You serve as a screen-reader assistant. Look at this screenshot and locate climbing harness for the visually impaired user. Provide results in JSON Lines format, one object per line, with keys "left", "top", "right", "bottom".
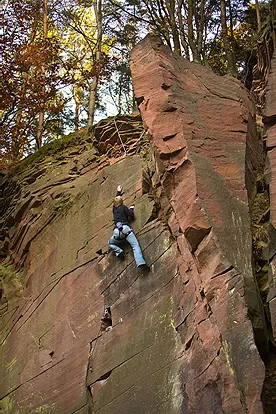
{"left": 114, "top": 117, "right": 127, "bottom": 157}
{"left": 113, "top": 222, "right": 132, "bottom": 240}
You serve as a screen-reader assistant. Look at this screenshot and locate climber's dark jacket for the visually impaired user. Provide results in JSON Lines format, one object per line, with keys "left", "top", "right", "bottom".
{"left": 113, "top": 205, "right": 134, "bottom": 226}
{"left": 113, "top": 191, "right": 134, "bottom": 226}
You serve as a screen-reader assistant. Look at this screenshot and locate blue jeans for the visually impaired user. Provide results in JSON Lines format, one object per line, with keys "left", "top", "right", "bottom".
{"left": 108, "top": 225, "right": 146, "bottom": 267}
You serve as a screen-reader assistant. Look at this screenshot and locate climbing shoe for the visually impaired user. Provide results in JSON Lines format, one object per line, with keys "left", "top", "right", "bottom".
{"left": 138, "top": 264, "right": 151, "bottom": 273}
{"left": 118, "top": 251, "right": 125, "bottom": 260}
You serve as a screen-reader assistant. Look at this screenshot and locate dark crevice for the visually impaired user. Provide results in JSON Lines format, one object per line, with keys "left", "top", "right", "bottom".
{"left": 184, "top": 226, "right": 212, "bottom": 254}
{"left": 229, "top": 129, "right": 247, "bottom": 134}
{"left": 71, "top": 403, "right": 88, "bottom": 414}
{"left": 163, "top": 105, "right": 177, "bottom": 112}
{"left": 86, "top": 341, "right": 94, "bottom": 414}
{"left": 261, "top": 346, "right": 276, "bottom": 414}
{"left": 263, "top": 114, "right": 276, "bottom": 128}
{"left": 251, "top": 147, "right": 276, "bottom": 412}
{"left": 86, "top": 383, "right": 93, "bottom": 414}
{"left": 136, "top": 96, "right": 144, "bottom": 106}
{"left": 211, "top": 265, "right": 234, "bottom": 279}
{"left": 200, "top": 289, "right": 205, "bottom": 299}
{"left": 184, "top": 334, "right": 195, "bottom": 351}
{"left": 95, "top": 370, "right": 112, "bottom": 382}
{"left": 159, "top": 147, "right": 184, "bottom": 160}
{"left": 143, "top": 194, "right": 160, "bottom": 225}
{"left": 162, "top": 133, "right": 177, "bottom": 141}
{"left": 250, "top": 31, "right": 276, "bottom": 409}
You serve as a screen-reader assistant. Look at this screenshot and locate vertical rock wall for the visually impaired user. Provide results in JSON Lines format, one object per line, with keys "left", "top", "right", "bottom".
{"left": 0, "top": 36, "right": 269, "bottom": 413}
{"left": 130, "top": 35, "right": 266, "bottom": 413}
{"left": 263, "top": 53, "right": 276, "bottom": 344}
{"left": 250, "top": 0, "right": 276, "bottom": 348}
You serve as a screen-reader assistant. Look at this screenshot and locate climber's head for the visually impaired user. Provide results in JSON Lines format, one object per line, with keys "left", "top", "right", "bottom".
{"left": 113, "top": 196, "right": 123, "bottom": 207}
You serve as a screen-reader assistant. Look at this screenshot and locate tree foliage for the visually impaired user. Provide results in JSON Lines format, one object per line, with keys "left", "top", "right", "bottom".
{"left": 1, "top": 0, "right": 69, "bottom": 163}
{"left": 0, "top": 0, "right": 271, "bottom": 168}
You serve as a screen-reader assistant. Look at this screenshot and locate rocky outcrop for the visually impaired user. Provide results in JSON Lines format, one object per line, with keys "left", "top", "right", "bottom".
{"left": 0, "top": 36, "right": 271, "bottom": 413}
{"left": 0, "top": 119, "right": 153, "bottom": 413}
{"left": 265, "top": 67, "right": 276, "bottom": 346}
{"left": 250, "top": 1, "right": 276, "bottom": 350}
{"left": 130, "top": 34, "right": 267, "bottom": 413}
{"left": 261, "top": 54, "right": 276, "bottom": 347}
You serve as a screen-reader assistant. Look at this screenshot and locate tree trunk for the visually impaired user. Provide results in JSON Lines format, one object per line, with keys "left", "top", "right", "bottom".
{"left": 87, "top": 0, "right": 102, "bottom": 127}
{"left": 220, "top": 0, "right": 236, "bottom": 76}
{"left": 187, "top": 0, "right": 199, "bottom": 62}
{"left": 255, "top": 0, "right": 261, "bottom": 31}
{"left": 36, "top": 0, "right": 47, "bottom": 149}
{"left": 75, "top": 96, "right": 80, "bottom": 131}
{"left": 36, "top": 111, "right": 44, "bottom": 149}
{"left": 197, "top": 0, "right": 206, "bottom": 61}
{"left": 166, "top": 0, "right": 181, "bottom": 55}
{"left": 228, "top": 0, "right": 236, "bottom": 72}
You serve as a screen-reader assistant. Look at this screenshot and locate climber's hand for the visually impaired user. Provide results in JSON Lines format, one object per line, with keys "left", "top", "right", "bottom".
{"left": 117, "top": 185, "right": 123, "bottom": 193}
{"left": 129, "top": 205, "right": 134, "bottom": 209}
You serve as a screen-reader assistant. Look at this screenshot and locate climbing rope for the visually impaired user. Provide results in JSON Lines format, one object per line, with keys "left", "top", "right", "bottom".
{"left": 113, "top": 117, "right": 127, "bottom": 157}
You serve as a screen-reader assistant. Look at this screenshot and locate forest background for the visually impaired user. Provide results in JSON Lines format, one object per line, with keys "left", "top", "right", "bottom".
{"left": 0, "top": 0, "right": 270, "bottom": 168}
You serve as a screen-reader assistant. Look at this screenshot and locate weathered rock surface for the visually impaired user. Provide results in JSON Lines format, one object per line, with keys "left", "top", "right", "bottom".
{"left": 0, "top": 36, "right": 269, "bottom": 413}
{"left": 129, "top": 34, "right": 266, "bottom": 413}
{"left": 263, "top": 54, "right": 276, "bottom": 343}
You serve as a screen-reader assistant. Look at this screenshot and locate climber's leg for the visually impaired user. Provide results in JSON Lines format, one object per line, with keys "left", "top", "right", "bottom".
{"left": 126, "top": 231, "right": 146, "bottom": 267}
{"left": 108, "top": 235, "right": 124, "bottom": 258}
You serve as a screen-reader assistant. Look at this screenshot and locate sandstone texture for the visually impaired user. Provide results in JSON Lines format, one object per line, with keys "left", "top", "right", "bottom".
{"left": 0, "top": 36, "right": 269, "bottom": 413}
{"left": 263, "top": 54, "right": 276, "bottom": 344}
{"left": 129, "top": 35, "right": 267, "bottom": 413}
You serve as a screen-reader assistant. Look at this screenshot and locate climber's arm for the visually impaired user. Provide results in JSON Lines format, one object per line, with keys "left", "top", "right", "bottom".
{"left": 116, "top": 185, "right": 123, "bottom": 196}
{"left": 126, "top": 205, "right": 134, "bottom": 221}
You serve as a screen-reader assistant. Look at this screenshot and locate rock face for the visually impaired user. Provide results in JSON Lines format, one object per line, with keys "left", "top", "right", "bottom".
{"left": 0, "top": 36, "right": 268, "bottom": 413}
{"left": 249, "top": 1, "right": 276, "bottom": 357}
{"left": 130, "top": 35, "right": 266, "bottom": 413}
{"left": 262, "top": 53, "right": 276, "bottom": 344}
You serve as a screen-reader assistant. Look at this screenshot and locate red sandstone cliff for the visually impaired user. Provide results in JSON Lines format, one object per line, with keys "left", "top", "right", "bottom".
{"left": 0, "top": 35, "right": 273, "bottom": 413}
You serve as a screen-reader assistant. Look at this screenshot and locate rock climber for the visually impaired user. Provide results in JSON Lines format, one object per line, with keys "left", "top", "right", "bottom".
{"left": 108, "top": 185, "right": 150, "bottom": 271}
